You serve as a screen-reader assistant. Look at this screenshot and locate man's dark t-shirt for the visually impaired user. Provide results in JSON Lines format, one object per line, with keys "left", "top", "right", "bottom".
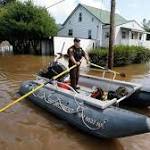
{"left": 67, "top": 46, "right": 85, "bottom": 66}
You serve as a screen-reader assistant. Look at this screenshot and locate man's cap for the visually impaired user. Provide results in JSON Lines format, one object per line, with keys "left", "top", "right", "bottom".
{"left": 74, "top": 38, "right": 80, "bottom": 42}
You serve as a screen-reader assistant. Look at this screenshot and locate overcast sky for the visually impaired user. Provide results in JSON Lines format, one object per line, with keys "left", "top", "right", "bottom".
{"left": 21, "top": 0, "right": 150, "bottom": 24}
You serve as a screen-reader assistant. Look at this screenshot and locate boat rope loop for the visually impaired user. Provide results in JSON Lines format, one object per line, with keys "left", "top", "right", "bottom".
{"left": 32, "top": 85, "right": 81, "bottom": 114}
{"left": 31, "top": 84, "right": 102, "bottom": 131}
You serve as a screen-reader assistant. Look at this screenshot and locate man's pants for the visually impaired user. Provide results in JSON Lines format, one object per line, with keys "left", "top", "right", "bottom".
{"left": 69, "top": 66, "right": 79, "bottom": 90}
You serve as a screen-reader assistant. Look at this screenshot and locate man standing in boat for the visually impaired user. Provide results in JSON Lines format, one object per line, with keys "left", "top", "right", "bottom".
{"left": 67, "top": 38, "right": 89, "bottom": 91}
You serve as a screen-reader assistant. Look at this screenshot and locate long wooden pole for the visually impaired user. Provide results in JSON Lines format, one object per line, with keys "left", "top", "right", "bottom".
{"left": 0, "top": 65, "right": 77, "bottom": 113}
{"left": 90, "top": 62, "right": 126, "bottom": 77}
{"left": 108, "top": 0, "right": 116, "bottom": 69}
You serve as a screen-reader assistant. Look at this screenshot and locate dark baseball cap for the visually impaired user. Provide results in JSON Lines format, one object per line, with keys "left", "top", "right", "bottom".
{"left": 74, "top": 38, "right": 80, "bottom": 42}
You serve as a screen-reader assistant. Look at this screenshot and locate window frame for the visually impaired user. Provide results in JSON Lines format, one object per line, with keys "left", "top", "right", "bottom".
{"left": 139, "top": 33, "right": 142, "bottom": 40}
{"left": 78, "top": 12, "right": 82, "bottom": 22}
{"left": 122, "top": 31, "right": 126, "bottom": 39}
{"left": 146, "top": 34, "right": 150, "bottom": 41}
{"left": 68, "top": 29, "right": 73, "bottom": 36}
{"left": 105, "top": 32, "right": 109, "bottom": 39}
{"left": 88, "top": 30, "right": 92, "bottom": 39}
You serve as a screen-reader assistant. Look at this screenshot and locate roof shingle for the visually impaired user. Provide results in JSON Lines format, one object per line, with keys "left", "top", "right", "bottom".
{"left": 82, "top": 4, "right": 128, "bottom": 25}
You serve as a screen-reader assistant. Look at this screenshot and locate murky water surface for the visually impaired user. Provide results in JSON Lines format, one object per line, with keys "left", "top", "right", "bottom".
{"left": 0, "top": 54, "right": 150, "bottom": 150}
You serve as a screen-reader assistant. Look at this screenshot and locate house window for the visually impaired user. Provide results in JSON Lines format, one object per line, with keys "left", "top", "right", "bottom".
{"left": 131, "top": 32, "right": 138, "bottom": 39}
{"left": 79, "top": 12, "right": 82, "bottom": 22}
{"left": 93, "top": 43, "right": 95, "bottom": 49}
{"left": 68, "top": 29, "right": 73, "bottom": 36}
{"left": 146, "top": 34, "right": 150, "bottom": 41}
{"left": 105, "top": 32, "right": 109, "bottom": 39}
{"left": 88, "top": 30, "right": 92, "bottom": 39}
{"left": 139, "top": 33, "right": 142, "bottom": 40}
{"left": 92, "top": 17, "right": 94, "bottom": 22}
{"left": 131, "top": 32, "right": 134, "bottom": 39}
{"left": 122, "top": 31, "right": 126, "bottom": 39}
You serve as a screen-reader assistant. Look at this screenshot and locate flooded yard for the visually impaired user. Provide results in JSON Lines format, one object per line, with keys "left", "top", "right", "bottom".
{"left": 0, "top": 54, "right": 150, "bottom": 150}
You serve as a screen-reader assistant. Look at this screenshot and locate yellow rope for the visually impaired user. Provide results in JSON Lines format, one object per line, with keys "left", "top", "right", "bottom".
{"left": 0, "top": 65, "right": 77, "bottom": 113}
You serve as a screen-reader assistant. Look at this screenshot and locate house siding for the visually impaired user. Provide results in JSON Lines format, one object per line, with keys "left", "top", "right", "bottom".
{"left": 58, "top": 5, "right": 103, "bottom": 43}
{"left": 102, "top": 27, "right": 109, "bottom": 47}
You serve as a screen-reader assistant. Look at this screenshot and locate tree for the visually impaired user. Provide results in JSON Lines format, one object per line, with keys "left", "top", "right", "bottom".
{"left": 0, "top": 1, "right": 58, "bottom": 54}
{"left": 143, "top": 19, "right": 150, "bottom": 32}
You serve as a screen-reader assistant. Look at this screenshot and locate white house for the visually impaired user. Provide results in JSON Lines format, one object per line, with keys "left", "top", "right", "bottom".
{"left": 103, "top": 20, "right": 150, "bottom": 48}
{"left": 58, "top": 4, "right": 150, "bottom": 48}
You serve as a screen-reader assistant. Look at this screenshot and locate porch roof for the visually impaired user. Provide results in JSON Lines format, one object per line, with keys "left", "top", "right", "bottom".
{"left": 120, "top": 27, "right": 145, "bottom": 33}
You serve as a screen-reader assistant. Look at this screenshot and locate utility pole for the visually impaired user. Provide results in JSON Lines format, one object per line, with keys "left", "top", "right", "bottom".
{"left": 108, "top": 0, "right": 116, "bottom": 69}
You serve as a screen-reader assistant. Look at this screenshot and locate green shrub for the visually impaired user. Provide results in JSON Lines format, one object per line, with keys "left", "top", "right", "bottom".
{"left": 89, "top": 48, "right": 107, "bottom": 66}
{"left": 88, "top": 45, "right": 150, "bottom": 67}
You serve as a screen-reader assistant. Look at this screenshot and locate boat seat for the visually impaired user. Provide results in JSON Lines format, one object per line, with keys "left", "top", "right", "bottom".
{"left": 88, "top": 98, "right": 117, "bottom": 109}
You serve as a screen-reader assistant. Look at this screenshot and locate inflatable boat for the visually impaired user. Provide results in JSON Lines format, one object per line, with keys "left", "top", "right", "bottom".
{"left": 19, "top": 75, "right": 150, "bottom": 138}
{"left": 18, "top": 62, "right": 150, "bottom": 138}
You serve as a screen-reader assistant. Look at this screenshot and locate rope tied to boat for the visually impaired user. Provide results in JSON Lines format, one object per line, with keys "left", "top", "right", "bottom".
{"left": 31, "top": 83, "right": 82, "bottom": 114}
{"left": 31, "top": 82, "right": 104, "bottom": 131}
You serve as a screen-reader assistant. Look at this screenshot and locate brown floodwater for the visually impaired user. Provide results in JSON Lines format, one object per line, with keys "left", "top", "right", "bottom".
{"left": 0, "top": 54, "right": 150, "bottom": 150}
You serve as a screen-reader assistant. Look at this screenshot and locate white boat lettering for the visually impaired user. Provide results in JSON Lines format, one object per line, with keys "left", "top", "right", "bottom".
{"left": 84, "top": 116, "right": 96, "bottom": 125}
{"left": 96, "top": 120, "right": 107, "bottom": 129}
{"left": 83, "top": 115, "right": 107, "bottom": 129}
{"left": 33, "top": 89, "right": 107, "bottom": 129}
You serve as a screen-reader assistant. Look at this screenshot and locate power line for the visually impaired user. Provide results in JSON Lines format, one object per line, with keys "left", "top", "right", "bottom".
{"left": 46, "top": 0, "right": 66, "bottom": 9}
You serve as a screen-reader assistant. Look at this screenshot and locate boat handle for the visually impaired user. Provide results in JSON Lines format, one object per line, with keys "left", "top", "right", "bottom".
{"left": 102, "top": 70, "right": 117, "bottom": 80}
